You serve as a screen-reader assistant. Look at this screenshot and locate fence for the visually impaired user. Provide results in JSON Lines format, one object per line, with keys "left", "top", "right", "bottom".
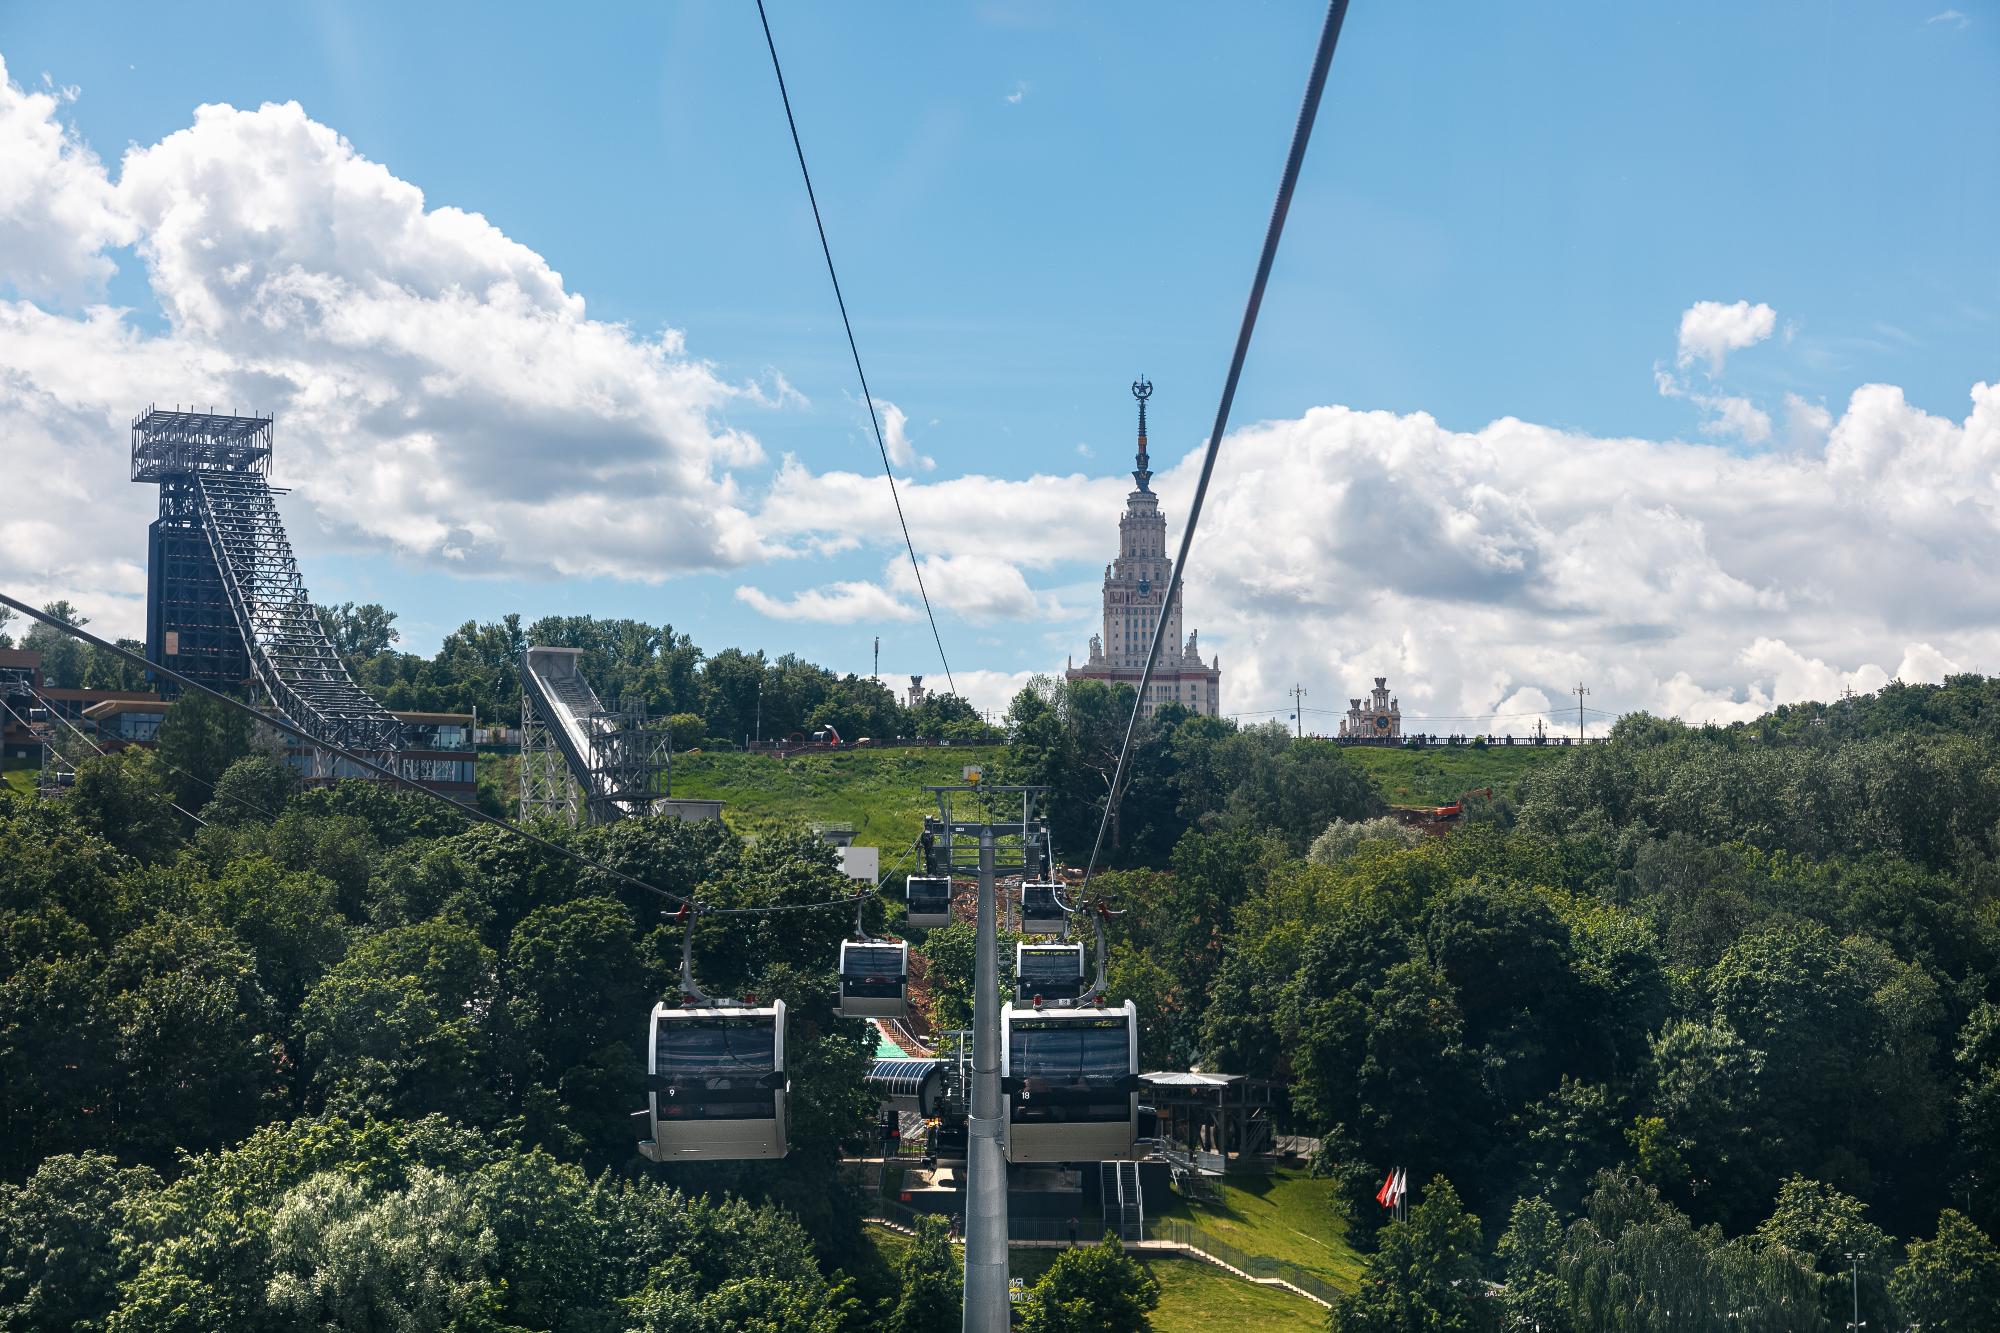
{"left": 862, "top": 1199, "right": 1338, "bottom": 1308}
{"left": 1154, "top": 1220, "right": 1342, "bottom": 1307}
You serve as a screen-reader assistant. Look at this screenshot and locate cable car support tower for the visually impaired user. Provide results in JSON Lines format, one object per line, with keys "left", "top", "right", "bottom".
{"left": 922, "top": 783, "right": 1049, "bottom": 1333}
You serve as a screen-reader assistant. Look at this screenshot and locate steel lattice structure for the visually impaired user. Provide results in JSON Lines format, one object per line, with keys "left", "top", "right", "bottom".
{"left": 519, "top": 646, "right": 668, "bottom": 825}
{"left": 132, "top": 407, "right": 403, "bottom": 768}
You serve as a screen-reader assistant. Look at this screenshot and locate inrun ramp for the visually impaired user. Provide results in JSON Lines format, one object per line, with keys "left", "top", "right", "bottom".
{"left": 132, "top": 407, "right": 403, "bottom": 762}
{"left": 519, "top": 646, "right": 667, "bottom": 824}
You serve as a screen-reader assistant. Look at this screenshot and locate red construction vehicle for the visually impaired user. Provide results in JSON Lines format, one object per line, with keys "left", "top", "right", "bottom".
{"left": 1432, "top": 787, "right": 1493, "bottom": 820}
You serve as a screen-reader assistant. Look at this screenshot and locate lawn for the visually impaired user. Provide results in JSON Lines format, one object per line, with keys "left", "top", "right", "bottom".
{"left": 2, "top": 757, "right": 36, "bottom": 796}
{"left": 1343, "top": 743, "right": 1562, "bottom": 808}
{"left": 667, "top": 745, "right": 1008, "bottom": 849}
{"left": 863, "top": 1226, "right": 1324, "bottom": 1330}
{"left": 1150, "top": 1167, "right": 1364, "bottom": 1293}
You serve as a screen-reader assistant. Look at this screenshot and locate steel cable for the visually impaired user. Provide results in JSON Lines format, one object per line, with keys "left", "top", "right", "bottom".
{"left": 1081, "top": 0, "right": 1355, "bottom": 887}
{"left": 754, "top": 0, "right": 957, "bottom": 698}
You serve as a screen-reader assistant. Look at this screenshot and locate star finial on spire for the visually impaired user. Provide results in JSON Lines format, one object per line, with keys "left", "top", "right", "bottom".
{"left": 1131, "top": 375, "right": 1153, "bottom": 491}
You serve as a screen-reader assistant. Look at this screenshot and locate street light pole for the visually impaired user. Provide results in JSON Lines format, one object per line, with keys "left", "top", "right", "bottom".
{"left": 963, "top": 824, "right": 1008, "bottom": 1331}
{"left": 1845, "top": 1251, "right": 1866, "bottom": 1330}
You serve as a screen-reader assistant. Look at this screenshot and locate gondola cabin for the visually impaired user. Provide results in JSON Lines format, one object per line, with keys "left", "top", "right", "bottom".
{"left": 905, "top": 874, "right": 953, "bottom": 929}
{"left": 1020, "top": 881, "right": 1067, "bottom": 935}
{"left": 637, "top": 1000, "right": 788, "bottom": 1161}
{"left": 1001, "top": 1000, "right": 1139, "bottom": 1163}
{"left": 836, "top": 940, "right": 910, "bottom": 1020}
{"left": 1014, "top": 942, "right": 1085, "bottom": 1005}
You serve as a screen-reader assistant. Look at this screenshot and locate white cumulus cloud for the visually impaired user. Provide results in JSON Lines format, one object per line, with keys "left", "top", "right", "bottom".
{"left": 735, "top": 581, "right": 917, "bottom": 624}
{"left": 0, "top": 54, "right": 135, "bottom": 302}
{"left": 1676, "top": 299, "right": 1777, "bottom": 374}
{"left": 0, "top": 69, "right": 772, "bottom": 638}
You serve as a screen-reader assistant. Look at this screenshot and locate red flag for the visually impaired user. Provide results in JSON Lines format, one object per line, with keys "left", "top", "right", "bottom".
{"left": 1375, "top": 1171, "right": 1396, "bottom": 1208}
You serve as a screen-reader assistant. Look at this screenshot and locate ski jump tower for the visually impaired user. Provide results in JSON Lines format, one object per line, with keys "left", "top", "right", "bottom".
{"left": 518, "top": 646, "right": 669, "bottom": 825}
{"left": 132, "top": 407, "right": 403, "bottom": 769}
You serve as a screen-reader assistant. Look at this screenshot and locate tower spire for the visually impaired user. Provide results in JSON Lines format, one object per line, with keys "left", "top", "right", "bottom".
{"left": 1131, "top": 375, "right": 1153, "bottom": 491}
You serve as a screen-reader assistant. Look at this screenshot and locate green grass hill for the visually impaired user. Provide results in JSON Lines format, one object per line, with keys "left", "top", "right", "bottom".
{"left": 668, "top": 744, "right": 1009, "bottom": 849}
{"left": 1342, "top": 742, "right": 1560, "bottom": 808}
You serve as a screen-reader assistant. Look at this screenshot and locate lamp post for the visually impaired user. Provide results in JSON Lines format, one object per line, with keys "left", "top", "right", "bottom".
{"left": 1844, "top": 1250, "right": 1867, "bottom": 1330}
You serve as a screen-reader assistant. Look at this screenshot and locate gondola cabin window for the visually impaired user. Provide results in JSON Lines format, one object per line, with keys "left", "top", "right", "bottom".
{"left": 655, "top": 1015, "right": 779, "bottom": 1119}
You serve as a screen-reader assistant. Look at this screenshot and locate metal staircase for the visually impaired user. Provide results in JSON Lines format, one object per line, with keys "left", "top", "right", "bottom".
{"left": 132, "top": 407, "right": 402, "bottom": 768}
{"left": 1098, "top": 1160, "right": 1144, "bottom": 1241}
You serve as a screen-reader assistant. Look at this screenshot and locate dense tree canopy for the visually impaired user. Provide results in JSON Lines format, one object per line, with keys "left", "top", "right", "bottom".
{"left": 12, "top": 634, "right": 2000, "bottom": 1328}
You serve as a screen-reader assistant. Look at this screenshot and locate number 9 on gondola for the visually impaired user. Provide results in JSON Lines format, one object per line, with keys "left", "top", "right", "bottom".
{"left": 636, "top": 1000, "right": 789, "bottom": 1161}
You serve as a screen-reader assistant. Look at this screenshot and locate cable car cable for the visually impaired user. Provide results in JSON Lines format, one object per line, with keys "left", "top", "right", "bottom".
{"left": 13, "top": 678, "right": 268, "bottom": 824}
{"left": 1080, "top": 0, "right": 1354, "bottom": 890}
{"left": 0, "top": 694, "right": 209, "bottom": 827}
{"left": 0, "top": 591, "right": 707, "bottom": 909}
{"left": 0, "top": 591, "right": 907, "bottom": 924}
{"left": 753, "top": 0, "right": 957, "bottom": 699}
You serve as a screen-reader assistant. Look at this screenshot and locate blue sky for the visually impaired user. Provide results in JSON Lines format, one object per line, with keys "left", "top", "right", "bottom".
{"left": 1, "top": 1, "right": 1996, "bottom": 726}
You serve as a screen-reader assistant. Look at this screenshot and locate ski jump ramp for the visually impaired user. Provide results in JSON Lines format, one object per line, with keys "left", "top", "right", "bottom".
{"left": 518, "top": 646, "right": 667, "bottom": 824}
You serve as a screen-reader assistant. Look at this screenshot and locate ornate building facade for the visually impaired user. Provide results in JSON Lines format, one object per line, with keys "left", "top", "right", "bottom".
{"left": 1339, "top": 677, "right": 1402, "bottom": 741}
{"left": 1066, "top": 379, "right": 1221, "bottom": 717}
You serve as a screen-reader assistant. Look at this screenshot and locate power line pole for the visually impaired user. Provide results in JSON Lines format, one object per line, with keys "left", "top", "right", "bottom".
{"left": 1573, "top": 682, "right": 1589, "bottom": 744}
{"left": 1290, "top": 684, "right": 1307, "bottom": 739}
{"left": 873, "top": 636, "right": 880, "bottom": 682}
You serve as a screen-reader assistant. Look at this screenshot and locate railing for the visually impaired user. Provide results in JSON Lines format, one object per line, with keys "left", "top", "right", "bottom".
{"left": 1154, "top": 1220, "right": 1341, "bottom": 1307}
{"left": 859, "top": 1184, "right": 1339, "bottom": 1307}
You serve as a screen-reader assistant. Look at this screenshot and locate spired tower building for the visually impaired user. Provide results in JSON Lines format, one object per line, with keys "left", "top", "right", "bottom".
{"left": 1066, "top": 378, "right": 1221, "bottom": 717}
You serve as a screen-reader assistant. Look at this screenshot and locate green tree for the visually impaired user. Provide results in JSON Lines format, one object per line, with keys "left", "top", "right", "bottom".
{"left": 1332, "top": 1176, "right": 1486, "bottom": 1333}
{"left": 68, "top": 750, "right": 183, "bottom": 860}
{"left": 201, "top": 751, "right": 303, "bottom": 825}
{"left": 1888, "top": 1209, "right": 2000, "bottom": 1332}
{"left": 316, "top": 601, "right": 401, "bottom": 659}
{"left": 889, "top": 1213, "right": 961, "bottom": 1332}
{"left": 298, "top": 920, "right": 496, "bottom": 1120}
{"left": 666, "top": 712, "right": 707, "bottom": 751}
{"left": 1753, "top": 1175, "right": 1898, "bottom": 1329}
{"left": 1309, "top": 815, "right": 1425, "bottom": 864}
{"left": 103, "top": 913, "right": 283, "bottom": 1164}
{"left": 1951, "top": 1000, "right": 2000, "bottom": 1234}
{"left": 501, "top": 895, "right": 649, "bottom": 1161}
{"left": 191, "top": 855, "right": 350, "bottom": 1014}
{"left": 0, "top": 1152, "right": 158, "bottom": 1333}
{"left": 21, "top": 599, "right": 89, "bottom": 688}
{"left": 1018, "top": 1238, "right": 1159, "bottom": 1333}
{"left": 0, "top": 909, "right": 113, "bottom": 1172}
{"left": 1495, "top": 1196, "right": 1572, "bottom": 1333}
{"left": 264, "top": 1168, "right": 507, "bottom": 1332}
{"left": 154, "top": 689, "right": 254, "bottom": 812}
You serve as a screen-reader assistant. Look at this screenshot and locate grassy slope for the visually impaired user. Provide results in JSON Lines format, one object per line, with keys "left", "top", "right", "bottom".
{"left": 1149, "top": 1168, "right": 1364, "bottom": 1292}
{"left": 2, "top": 757, "right": 36, "bottom": 796}
{"left": 1343, "top": 743, "right": 1560, "bottom": 808}
{"left": 667, "top": 746, "right": 1008, "bottom": 848}
{"left": 864, "top": 1227, "right": 1323, "bottom": 1330}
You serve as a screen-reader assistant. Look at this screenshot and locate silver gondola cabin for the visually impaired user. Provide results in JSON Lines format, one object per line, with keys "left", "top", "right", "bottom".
{"left": 1001, "top": 999, "right": 1139, "bottom": 1163}
{"left": 1014, "top": 941, "right": 1085, "bottom": 1005}
{"left": 637, "top": 1000, "right": 788, "bottom": 1161}
{"left": 836, "top": 940, "right": 910, "bottom": 1020}
{"left": 905, "top": 874, "right": 953, "bottom": 929}
{"left": 1019, "top": 880, "right": 1067, "bottom": 935}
